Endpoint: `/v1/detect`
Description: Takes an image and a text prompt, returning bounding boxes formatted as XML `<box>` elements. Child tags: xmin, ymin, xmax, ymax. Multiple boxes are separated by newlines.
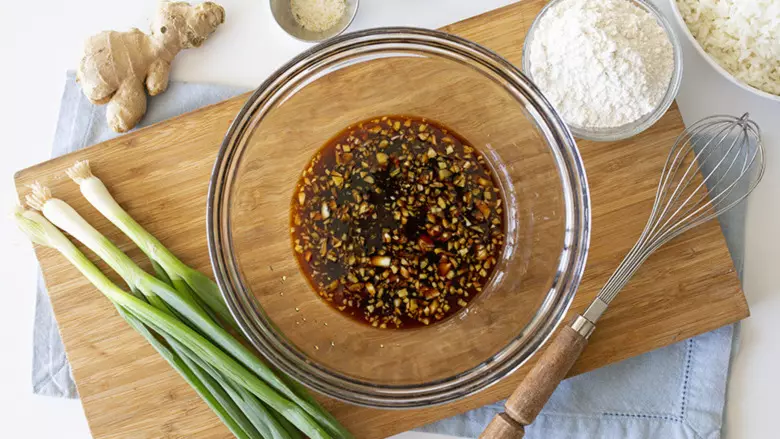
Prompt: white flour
<box><xmin>528</xmin><ymin>0</ymin><xmax>674</xmax><ymax>129</ymax></box>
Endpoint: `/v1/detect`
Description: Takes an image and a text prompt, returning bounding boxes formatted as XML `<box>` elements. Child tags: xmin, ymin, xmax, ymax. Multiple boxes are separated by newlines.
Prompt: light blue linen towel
<box><xmin>34</xmin><ymin>72</ymin><xmax>741</xmax><ymax>439</ymax></box>
<box><xmin>417</xmin><ymin>326</ymin><xmax>735</xmax><ymax>439</ymax></box>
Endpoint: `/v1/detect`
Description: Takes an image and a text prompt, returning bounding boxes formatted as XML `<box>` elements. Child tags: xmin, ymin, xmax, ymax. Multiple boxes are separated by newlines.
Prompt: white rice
<box><xmin>676</xmin><ymin>0</ymin><xmax>779</xmax><ymax>96</ymax></box>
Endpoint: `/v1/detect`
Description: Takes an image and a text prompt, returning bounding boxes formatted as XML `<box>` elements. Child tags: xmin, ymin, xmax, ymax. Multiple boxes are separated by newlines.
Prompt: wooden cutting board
<box><xmin>16</xmin><ymin>1</ymin><xmax>747</xmax><ymax>438</ymax></box>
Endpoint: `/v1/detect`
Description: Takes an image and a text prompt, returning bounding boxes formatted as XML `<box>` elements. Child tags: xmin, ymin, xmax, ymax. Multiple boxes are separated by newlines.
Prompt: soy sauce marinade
<box><xmin>290</xmin><ymin>116</ymin><xmax>506</xmax><ymax>329</ymax></box>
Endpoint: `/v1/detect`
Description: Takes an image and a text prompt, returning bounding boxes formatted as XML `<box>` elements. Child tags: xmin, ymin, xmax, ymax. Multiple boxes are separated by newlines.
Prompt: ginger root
<box><xmin>76</xmin><ymin>1</ymin><xmax>225</xmax><ymax>132</ymax></box>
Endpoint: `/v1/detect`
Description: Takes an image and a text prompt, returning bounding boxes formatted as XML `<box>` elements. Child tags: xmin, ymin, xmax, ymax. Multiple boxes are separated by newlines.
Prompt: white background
<box><xmin>0</xmin><ymin>0</ymin><xmax>777</xmax><ymax>438</ymax></box>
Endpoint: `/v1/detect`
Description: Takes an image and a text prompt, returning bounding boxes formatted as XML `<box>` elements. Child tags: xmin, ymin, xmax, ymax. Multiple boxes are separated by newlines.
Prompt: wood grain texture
<box><xmin>504</xmin><ymin>325</ymin><xmax>589</xmax><ymax>427</ymax></box>
<box><xmin>480</xmin><ymin>413</ymin><xmax>526</xmax><ymax>439</ymax></box>
<box><xmin>15</xmin><ymin>1</ymin><xmax>747</xmax><ymax>438</ymax></box>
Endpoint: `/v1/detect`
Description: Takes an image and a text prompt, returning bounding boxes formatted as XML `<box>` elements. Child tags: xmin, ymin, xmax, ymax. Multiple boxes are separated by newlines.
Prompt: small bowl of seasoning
<box><xmin>270</xmin><ymin>0</ymin><xmax>359</xmax><ymax>42</ymax></box>
<box><xmin>522</xmin><ymin>0</ymin><xmax>683</xmax><ymax>141</ymax></box>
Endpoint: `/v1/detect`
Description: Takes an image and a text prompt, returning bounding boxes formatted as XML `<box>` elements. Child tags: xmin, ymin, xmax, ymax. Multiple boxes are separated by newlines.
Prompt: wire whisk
<box><xmin>480</xmin><ymin>113</ymin><xmax>765</xmax><ymax>439</ymax></box>
<box><xmin>600</xmin><ymin>113</ymin><xmax>765</xmax><ymax>304</ymax></box>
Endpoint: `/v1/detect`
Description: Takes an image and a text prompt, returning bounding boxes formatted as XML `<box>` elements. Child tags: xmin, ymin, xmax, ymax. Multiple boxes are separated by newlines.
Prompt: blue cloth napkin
<box><xmin>34</xmin><ymin>72</ymin><xmax>740</xmax><ymax>439</ymax></box>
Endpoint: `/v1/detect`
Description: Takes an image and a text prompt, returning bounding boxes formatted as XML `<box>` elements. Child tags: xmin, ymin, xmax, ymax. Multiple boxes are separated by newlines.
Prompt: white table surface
<box><xmin>0</xmin><ymin>1</ymin><xmax>777</xmax><ymax>438</ymax></box>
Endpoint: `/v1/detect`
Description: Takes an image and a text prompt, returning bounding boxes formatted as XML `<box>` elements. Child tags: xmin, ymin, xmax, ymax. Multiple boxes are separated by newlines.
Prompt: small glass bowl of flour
<box><xmin>523</xmin><ymin>0</ymin><xmax>682</xmax><ymax>142</ymax></box>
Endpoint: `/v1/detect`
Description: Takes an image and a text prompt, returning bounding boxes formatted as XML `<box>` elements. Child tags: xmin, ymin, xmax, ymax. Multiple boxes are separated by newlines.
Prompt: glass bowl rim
<box><xmin>521</xmin><ymin>0</ymin><xmax>684</xmax><ymax>142</ymax></box>
<box><xmin>207</xmin><ymin>26</ymin><xmax>591</xmax><ymax>409</ymax></box>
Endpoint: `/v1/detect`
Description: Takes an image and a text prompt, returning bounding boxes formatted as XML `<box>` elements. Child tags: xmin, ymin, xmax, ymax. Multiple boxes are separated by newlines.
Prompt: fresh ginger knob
<box><xmin>76</xmin><ymin>1</ymin><xmax>225</xmax><ymax>133</ymax></box>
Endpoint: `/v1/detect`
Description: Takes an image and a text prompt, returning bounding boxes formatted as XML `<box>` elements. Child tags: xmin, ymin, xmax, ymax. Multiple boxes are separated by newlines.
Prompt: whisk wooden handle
<box><xmin>480</xmin><ymin>324</ymin><xmax>589</xmax><ymax>439</ymax></box>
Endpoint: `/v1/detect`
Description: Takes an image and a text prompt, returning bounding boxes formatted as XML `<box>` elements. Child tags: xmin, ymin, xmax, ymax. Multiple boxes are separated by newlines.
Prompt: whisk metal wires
<box><xmin>581</xmin><ymin>113</ymin><xmax>765</xmax><ymax>327</ymax></box>
<box><xmin>478</xmin><ymin>113</ymin><xmax>764</xmax><ymax>439</ymax></box>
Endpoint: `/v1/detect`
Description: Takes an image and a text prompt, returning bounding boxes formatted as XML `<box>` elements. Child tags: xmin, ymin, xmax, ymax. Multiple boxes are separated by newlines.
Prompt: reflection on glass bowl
<box><xmin>208</xmin><ymin>27</ymin><xmax>590</xmax><ymax>408</ymax></box>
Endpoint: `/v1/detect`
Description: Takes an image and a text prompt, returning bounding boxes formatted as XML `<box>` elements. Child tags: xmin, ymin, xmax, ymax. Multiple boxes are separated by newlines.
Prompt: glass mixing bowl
<box><xmin>208</xmin><ymin>27</ymin><xmax>590</xmax><ymax>408</ymax></box>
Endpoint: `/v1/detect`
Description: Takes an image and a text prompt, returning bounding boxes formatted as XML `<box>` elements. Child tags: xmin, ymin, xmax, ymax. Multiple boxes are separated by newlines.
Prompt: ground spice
<box><xmin>290</xmin><ymin>0</ymin><xmax>346</xmax><ymax>33</ymax></box>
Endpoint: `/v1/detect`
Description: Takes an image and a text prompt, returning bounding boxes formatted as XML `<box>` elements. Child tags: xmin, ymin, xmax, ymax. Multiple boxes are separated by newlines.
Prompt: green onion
<box><xmin>15</xmin><ymin>207</ymin><xmax>331</xmax><ymax>439</ymax></box>
<box><xmin>66</xmin><ymin>160</ymin><xmax>234</xmax><ymax>326</ymax></box>
<box><xmin>141</xmin><ymin>250</ymin><xmax>290</xmax><ymax>439</ymax></box>
<box><xmin>64</xmin><ymin>161</ymin><xmax>351</xmax><ymax>439</ymax></box>
<box><xmin>14</xmin><ymin>208</ymin><xmax>258</xmax><ymax>436</ymax></box>
<box><xmin>23</xmin><ymin>186</ymin><xmax>339</xmax><ymax>439</ymax></box>
<box><xmin>109</xmin><ymin>298</ymin><xmax>257</xmax><ymax>439</ymax></box>
<box><xmin>165</xmin><ymin>335</ymin><xmax>290</xmax><ymax>439</ymax></box>
<box><xmin>23</xmin><ymin>161</ymin><xmax>353</xmax><ymax>438</ymax></box>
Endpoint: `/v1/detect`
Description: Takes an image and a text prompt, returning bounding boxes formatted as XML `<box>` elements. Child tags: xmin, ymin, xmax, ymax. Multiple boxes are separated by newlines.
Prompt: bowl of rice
<box><xmin>670</xmin><ymin>0</ymin><xmax>779</xmax><ymax>102</ymax></box>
